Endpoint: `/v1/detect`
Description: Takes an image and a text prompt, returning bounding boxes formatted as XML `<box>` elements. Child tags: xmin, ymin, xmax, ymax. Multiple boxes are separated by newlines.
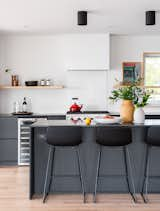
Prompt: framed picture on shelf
<box><xmin>122</xmin><ymin>62</ymin><xmax>143</xmax><ymax>85</ymax></box>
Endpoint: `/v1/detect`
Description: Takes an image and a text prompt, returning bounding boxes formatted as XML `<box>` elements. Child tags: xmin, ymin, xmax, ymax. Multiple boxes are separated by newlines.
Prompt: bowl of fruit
<box><xmin>94</xmin><ymin>115</ymin><xmax>121</xmax><ymax>124</ymax></box>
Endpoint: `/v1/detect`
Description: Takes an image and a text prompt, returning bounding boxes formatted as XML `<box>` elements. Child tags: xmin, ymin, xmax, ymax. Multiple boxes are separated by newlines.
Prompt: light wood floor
<box><xmin>0</xmin><ymin>167</ymin><xmax>160</xmax><ymax>211</ymax></box>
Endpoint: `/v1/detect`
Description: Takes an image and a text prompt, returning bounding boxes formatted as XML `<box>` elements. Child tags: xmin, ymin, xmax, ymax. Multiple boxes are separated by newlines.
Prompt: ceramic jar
<box><xmin>120</xmin><ymin>100</ymin><xmax>134</xmax><ymax>123</ymax></box>
<box><xmin>134</xmin><ymin>107</ymin><xmax>145</xmax><ymax>124</ymax></box>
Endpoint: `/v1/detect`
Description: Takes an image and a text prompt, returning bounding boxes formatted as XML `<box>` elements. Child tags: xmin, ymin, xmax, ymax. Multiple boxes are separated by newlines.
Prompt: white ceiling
<box><xmin>0</xmin><ymin>0</ymin><xmax>160</xmax><ymax>35</ymax></box>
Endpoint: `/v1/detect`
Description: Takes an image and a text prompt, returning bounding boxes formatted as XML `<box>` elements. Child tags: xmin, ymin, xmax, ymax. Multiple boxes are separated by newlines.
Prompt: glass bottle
<box><xmin>22</xmin><ymin>97</ymin><xmax>27</xmax><ymax>112</ymax></box>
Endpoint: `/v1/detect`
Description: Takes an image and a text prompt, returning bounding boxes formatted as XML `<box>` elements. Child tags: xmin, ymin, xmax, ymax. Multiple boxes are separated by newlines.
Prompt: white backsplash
<box><xmin>0</xmin><ymin>70</ymin><xmax>110</xmax><ymax>114</ymax></box>
<box><xmin>66</xmin><ymin>70</ymin><xmax>108</xmax><ymax>111</ymax></box>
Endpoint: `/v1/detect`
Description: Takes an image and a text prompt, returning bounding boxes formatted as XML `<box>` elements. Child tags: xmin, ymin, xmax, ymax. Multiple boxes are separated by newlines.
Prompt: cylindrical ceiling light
<box><xmin>78</xmin><ymin>11</ymin><xmax>87</xmax><ymax>25</ymax></box>
<box><xmin>146</xmin><ymin>11</ymin><xmax>156</xmax><ymax>25</ymax></box>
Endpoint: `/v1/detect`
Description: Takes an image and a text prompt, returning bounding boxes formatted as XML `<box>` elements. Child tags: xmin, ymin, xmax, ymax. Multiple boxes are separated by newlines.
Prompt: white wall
<box><xmin>0</xmin><ymin>34</ymin><xmax>110</xmax><ymax>113</ymax></box>
<box><xmin>1</xmin><ymin>34</ymin><xmax>160</xmax><ymax>114</ymax></box>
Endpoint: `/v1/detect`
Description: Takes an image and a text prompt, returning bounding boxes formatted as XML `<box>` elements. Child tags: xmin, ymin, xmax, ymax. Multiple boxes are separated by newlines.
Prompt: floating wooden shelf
<box><xmin>0</xmin><ymin>85</ymin><xmax>65</xmax><ymax>90</ymax></box>
<box><xmin>114</xmin><ymin>84</ymin><xmax>160</xmax><ymax>89</ymax></box>
<box><xmin>67</xmin><ymin>69</ymin><xmax>108</xmax><ymax>71</ymax></box>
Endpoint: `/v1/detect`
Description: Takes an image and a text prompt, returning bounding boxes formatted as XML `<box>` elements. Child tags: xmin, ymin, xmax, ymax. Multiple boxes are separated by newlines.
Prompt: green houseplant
<box><xmin>109</xmin><ymin>80</ymin><xmax>151</xmax><ymax>123</ymax></box>
<box><xmin>109</xmin><ymin>85</ymin><xmax>135</xmax><ymax>102</ymax></box>
<box><xmin>110</xmin><ymin>85</ymin><xmax>135</xmax><ymax>123</ymax></box>
<box><xmin>133</xmin><ymin>87</ymin><xmax>150</xmax><ymax>108</ymax></box>
<box><xmin>133</xmin><ymin>88</ymin><xmax>150</xmax><ymax>123</ymax></box>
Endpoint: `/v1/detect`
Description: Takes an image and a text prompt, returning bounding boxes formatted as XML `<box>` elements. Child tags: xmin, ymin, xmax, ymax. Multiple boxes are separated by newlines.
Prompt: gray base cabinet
<box><xmin>0</xmin><ymin>115</ymin><xmax>65</xmax><ymax>166</ymax></box>
<box><xmin>0</xmin><ymin>139</ymin><xmax>17</xmax><ymax>165</ymax></box>
<box><xmin>0</xmin><ymin>117</ymin><xmax>18</xmax><ymax>165</ymax></box>
<box><xmin>0</xmin><ymin>117</ymin><xmax>18</xmax><ymax>139</ymax></box>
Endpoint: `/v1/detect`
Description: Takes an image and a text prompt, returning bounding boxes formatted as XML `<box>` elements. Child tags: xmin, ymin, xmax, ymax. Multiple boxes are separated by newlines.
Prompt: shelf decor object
<box><xmin>122</xmin><ymin>62</ymin><xmax>143</xmax><ymax>85</ymax></box>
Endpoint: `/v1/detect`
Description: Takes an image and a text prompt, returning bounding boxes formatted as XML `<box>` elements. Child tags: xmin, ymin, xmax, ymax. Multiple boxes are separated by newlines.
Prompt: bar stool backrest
<box><xmin>147</xmin><ymin>127</ymin><xmax>160</xmax><ymax>146</ymax></box>
<box><xmin>96</xmin><ymin>127</ymin><xmax>132</xmax><ymax>146</ymax></box>
<box><xmin>47</xmin><ymin>126</ymin><xmax>82</xmax><ymax>146</ymax></box>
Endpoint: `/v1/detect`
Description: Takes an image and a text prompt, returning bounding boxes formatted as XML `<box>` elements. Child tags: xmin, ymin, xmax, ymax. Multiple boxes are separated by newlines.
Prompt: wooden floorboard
<box><xmin>0</xmin><ymin>166</ymin><xmax>160</xmax><ymax>211</ymax></box>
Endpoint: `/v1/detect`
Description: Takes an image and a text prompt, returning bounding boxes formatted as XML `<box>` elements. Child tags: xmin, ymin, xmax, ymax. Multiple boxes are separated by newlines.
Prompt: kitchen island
<box><xmin>30</xmin><ymin>119</ymin><xmax>160</xmax><ymax>199</ymax></box>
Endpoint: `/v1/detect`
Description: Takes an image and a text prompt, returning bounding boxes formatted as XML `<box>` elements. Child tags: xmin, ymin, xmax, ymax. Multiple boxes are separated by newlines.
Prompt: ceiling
<box><xmin>0</xmin><ymin>0</ymin><xmax>160</xmax><ymax>35</ymax></box>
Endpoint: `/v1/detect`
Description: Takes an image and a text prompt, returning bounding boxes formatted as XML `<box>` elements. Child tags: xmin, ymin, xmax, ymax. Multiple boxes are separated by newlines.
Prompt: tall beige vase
<box><xmin>120</xmin><ymin>100</ymin><xmax>134</xmax><ymax>123</ymax></box>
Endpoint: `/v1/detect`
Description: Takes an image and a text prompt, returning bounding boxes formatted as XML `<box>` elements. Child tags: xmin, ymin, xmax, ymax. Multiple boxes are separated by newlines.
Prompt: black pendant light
<box><xmin>146</xmin><ymin>11</ymin><xmax>156</xmax><ymax>25</ymax></box>
<box><xmin>78</xmin><ymin>11</ymin><xmax>87</xmax><ymax>25</ymax></box>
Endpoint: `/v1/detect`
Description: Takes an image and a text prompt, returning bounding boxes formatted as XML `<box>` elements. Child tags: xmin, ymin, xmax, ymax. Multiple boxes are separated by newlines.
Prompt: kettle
<box><xmin>70</xmin><ymin>98</ymin><xmax>83</xmax><ymax>112</ymax></box>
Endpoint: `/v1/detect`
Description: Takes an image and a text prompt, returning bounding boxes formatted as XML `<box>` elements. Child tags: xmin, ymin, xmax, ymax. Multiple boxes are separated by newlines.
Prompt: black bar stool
<box><xmin>142</xmin><ymin>126</ymin><xmax>160</xmax><ymax>203</ymax></box>
<box><xmin>94</xmin><ymin>126</ymin><xmax>137</xmax><ymax>203</ymax></box>
<box><xmin>43</xmin><ymin>126</ymin><xmax>85</xmax><ymax>203</ymax></box>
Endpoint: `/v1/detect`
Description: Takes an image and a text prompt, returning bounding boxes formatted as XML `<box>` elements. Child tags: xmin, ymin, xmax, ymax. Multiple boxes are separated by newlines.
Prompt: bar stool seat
<box><xmin>47</xmin><ymin>126</ymin><xmax>82</xmax><ymax>146</ymax></box>
<box><xmin>94</xmin><ymin>127</ymin><xmax>137</xmax><ymax>203</ymax></box>
<box><xmin>42</xmin><ymin>126</ymin><xmax>85</xmax><ymax>203</ymax></box>
<box><xmin>96</xmin><ymin>127</ymin><xmax>132</xmax><ymax>146</ymax></box>
<box><xmin>142</xmin><ymin>126</ymin><xmax>160</xmax><ymax>203</ymax></box>
<box><xmin>146</xmin><ymin>127</ymin><xmax>160</xmax><ymax>146</ymax></box>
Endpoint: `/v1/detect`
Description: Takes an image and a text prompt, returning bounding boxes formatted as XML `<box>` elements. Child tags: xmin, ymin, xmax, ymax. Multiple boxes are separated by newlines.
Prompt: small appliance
<box><xmin>18</xmin><ymin>117</ymin><xmax>47</xmax><ymax>165</ymax></box>
<box><xmin>69</xmin><ymin>98</ymin><xmax>83</xmax><ymax>112</ymax></box>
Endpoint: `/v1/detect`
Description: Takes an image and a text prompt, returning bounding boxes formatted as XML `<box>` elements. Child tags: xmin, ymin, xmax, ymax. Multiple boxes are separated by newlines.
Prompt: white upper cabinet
<box><xmin>62</xmin><ymin>34</ymin><xmax>110</xmax><ymax>70</ymax></box>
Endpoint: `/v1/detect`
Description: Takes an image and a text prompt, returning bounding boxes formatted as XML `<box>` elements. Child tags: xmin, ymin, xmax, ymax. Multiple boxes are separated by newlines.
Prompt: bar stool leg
<box><xmin>43</xmin><ymin>146</ymin><xmax>54</xmax><ymax>203</ymax></box>
<box><xmin>48</xmin><ymin>147</ymin><xmax>55</xmax><ymax>194</ymax></box>
<box><xmin>94</xmin><ymin>146</ymin><xmax>102</xmax><ymax>203</ymax></box>
<box><xmin>76</xmin><ymin>147</ymin><xmax>85</xmax><ymax>203</ymax></box>
<box><xmin>123</xmin><ymin>146</ymin><xmax>137</xmax><ymax>203</ymax></box>
<box><xmin>141</xmin><ymin>145</ymin><xmax>150</xmax><ymax>203</ymax></box>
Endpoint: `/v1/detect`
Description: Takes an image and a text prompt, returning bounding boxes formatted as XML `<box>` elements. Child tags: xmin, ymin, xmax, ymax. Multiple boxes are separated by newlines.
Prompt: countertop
<box><xmin>109</xmin><ymin>111</ymin><xmax>160</xmax><ymax>116</ymax></box>
<box><xmin>31</xmin><ymin>119</ymin><xmax>160</xmax><ymax>127</ymax></box>
<box><xmin>0</xmin><ymin>111</ymin><xmax>160</xmax><ymax>118</ymax></box>
<box><xmin>0</xmin><ymin>113</ymin><xmax>66</xmax><ymax>118</ymax></box>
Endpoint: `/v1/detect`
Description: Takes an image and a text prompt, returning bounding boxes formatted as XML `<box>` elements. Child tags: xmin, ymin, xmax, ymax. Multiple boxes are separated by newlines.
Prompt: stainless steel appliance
<box><xmin>18</xmin><ymin>117</ymin><xmax>47</xmax><ymax>165</ymax></box>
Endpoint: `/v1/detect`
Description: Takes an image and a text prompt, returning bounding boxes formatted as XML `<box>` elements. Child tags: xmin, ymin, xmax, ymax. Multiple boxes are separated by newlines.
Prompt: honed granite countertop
<box><xmin>109</xmin><ymin>111</ymin><xmax>160</xmax><ymax>116</ymax></box>
<box><xmin>0</xmin><ymin>113</ymin><xmax>66</xmax><ymax>118</ymax></box>
<box><xmin>31</xmin><ymin>119</ymin><xmax>160</xmax><ymax>128</ymax></box>
<box><xmin>0</xmin><ymin>111</ymin><xmax>160</xmax><ymax>118</ymax></box>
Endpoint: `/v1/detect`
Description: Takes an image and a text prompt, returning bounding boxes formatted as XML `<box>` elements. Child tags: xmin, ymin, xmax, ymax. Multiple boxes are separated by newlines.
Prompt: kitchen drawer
<box><xmin>0</xmin><ymin>117</ymin><xmax>17</xmax><ymax>139</ymax></box>
<box><xmin>47</xmin><ymin>115</ymin><xmax>66</xmax><ymax>120</ymax></box>
<box><xmin>0</xmin><ymin>139</ymin><xmax>17</xmax><ymax>164</ymax></box>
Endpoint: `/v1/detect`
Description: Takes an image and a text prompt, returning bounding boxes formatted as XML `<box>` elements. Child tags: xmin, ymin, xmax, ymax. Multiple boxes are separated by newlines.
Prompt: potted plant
<box><xmin>110</xmin><ymin>79</ymin><xmax>151</xmax><ymax>123</ymax></box>
<box><xmin>109</xmin><ymin>85</ymin><xmax>135</xmax><ymax>123</ymax></box>
<box><xmin>133</xmin><ymin>88</ymin><xmax>150</xmax><ymax>123</ymax></box>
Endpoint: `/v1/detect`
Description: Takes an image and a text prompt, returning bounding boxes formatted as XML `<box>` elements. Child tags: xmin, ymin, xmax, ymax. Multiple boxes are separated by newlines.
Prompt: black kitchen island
<box><xmin>30</xmin><ymin>119</ymin><xmax>160</xmax><ymax>199</ymax></box>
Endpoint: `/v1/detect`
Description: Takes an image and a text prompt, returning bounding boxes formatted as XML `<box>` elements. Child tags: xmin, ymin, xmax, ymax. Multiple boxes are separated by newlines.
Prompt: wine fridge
<box><xmin>18</xmin><ymin>118</ymin><xmax>46</xmax><ymax>165</ymax></box>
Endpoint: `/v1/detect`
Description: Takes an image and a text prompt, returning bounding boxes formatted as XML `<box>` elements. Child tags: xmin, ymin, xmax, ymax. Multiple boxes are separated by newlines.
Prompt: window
<box><xmin>144</xmin><ymin>53</ymin><xmax>160</xmax><ymax>104</ymax></box>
